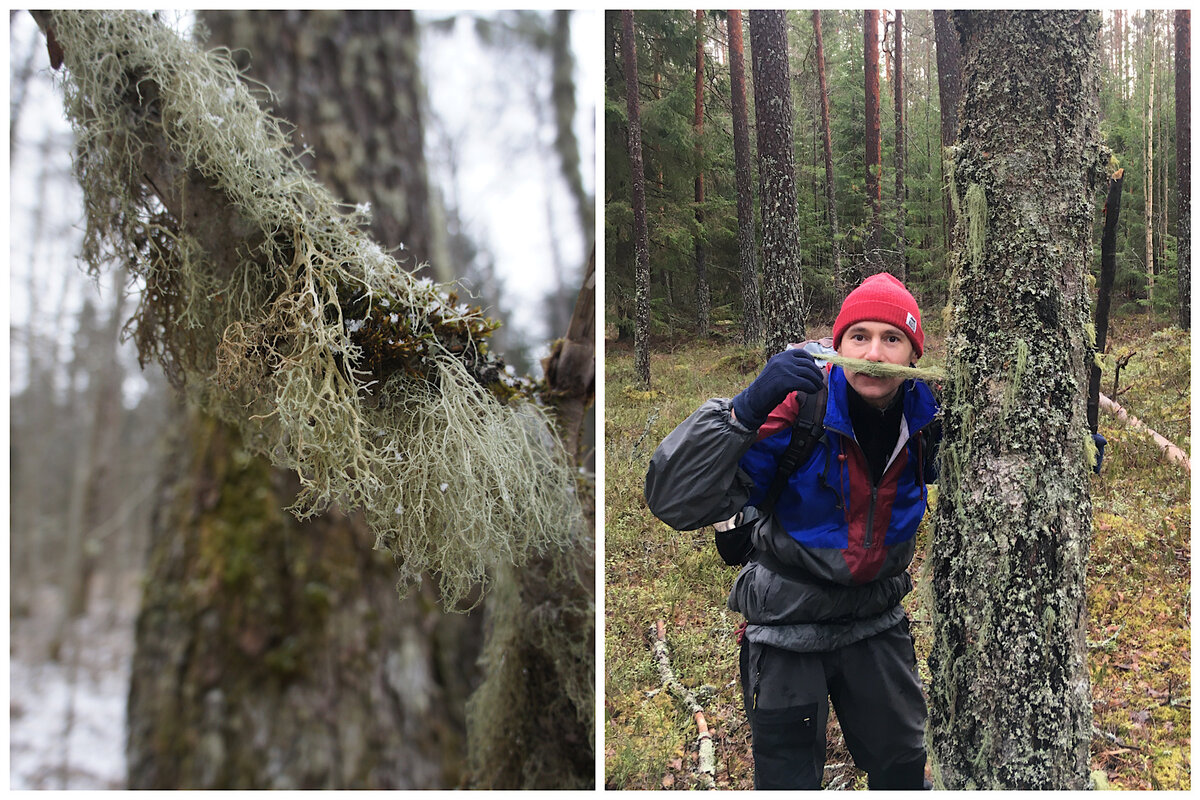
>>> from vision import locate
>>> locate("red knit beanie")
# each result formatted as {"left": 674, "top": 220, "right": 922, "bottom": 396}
{"left": 832, "top": 273, "right": 924, "bottom": 357}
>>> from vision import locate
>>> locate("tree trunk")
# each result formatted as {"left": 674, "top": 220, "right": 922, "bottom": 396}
{"left": 864, "top": 10, "right": 884, "bottom": 274}
{"left": 1177, "top": 10, "right": 1190, "bottom": 329}
{"left": 929, "top": 10, "right": 1102, "bottom": 789}
{"left": 621, "top": 11, "right": 651, "bottom": 388}
{"left": 893, "top": 9, "right": 906, "bottom": 282}
{"left": 727, "top": 9, "right": 763, "bottom": 348}
{"left": 750, "top": 10, "right": 806, "bottom": 355}
{"left": 693, "top": 9, "right": 710, "bottom": 337}
{"left": 550, "top": 10, "right": 594, "bottom": 252}
{"left": 204, "top": 11, "right": 447, "bottom": 282}
{"left": 933, "top": 10, "right": 961, "bottom": 252}
{"left": 119, "top": 11, "right": 480, "bottom": 788}
{"left": 128, "top": 407, "right": 473, "bottom": 789}
{"left": 49, "top": 274, "right": 128, "bottom": 660}
{"left": 812, "top": 11, "right": 845, "bottom": 303}
{"left": 1144, "top": 10, "right": 1156, "bottom": 313}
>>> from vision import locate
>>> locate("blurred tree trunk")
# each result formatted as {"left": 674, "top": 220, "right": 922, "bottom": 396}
{"left": 551, "top": 10, "right": 594, "bottom": 251}
{"left": 621, "top": 10, "right": 651, "bottom": 388}
{"left": 726, "top": 9, "right": 762, "bottom": 347}
{"left": 933, "top": 10, "right": 961, "bottom": 252}
{"left": 1177, "top": 10, "right": 1190, "bottom": 330}
{"left": 864, "top": 10, "right": 884, "bottom": 274}
{"left": 812, "top": 11, "right": 845, "bottom": 303}
{"left": 750, "top": 10, "right": 805, "bottom": 355}
{"left": 893, "top": 9, "right": 906, "bottom": 282}
{"left": 693, "top": 9, "right": 710, "bottom": 337}
{"left": 928, "top": 10, "right": 1102, "bottom": 789}
{"left": 125, "top": 11, "right": 479, "bottom": 788}
{"left": 49, "top": 272, "right": 127, "bottom": 660}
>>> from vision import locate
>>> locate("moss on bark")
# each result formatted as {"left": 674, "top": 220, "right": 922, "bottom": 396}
{"left": 927, "top": 10, "right": 1105, "bottom": 790}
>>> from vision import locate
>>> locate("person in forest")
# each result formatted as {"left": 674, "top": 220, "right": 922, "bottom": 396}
{"left": 645, "top": 273, "right": 938, "bottom": 790}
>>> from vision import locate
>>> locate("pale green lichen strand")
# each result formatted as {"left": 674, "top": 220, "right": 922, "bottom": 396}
{"left": 47, "top": 10, "right": 581, "bottom": 608}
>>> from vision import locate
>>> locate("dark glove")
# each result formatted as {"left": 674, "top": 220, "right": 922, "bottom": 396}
{"left": 732, "top": 348, "right": 824, "bottom": 429}
{"left": 1092, "top": 432, "right": 1107, "bottom": 475}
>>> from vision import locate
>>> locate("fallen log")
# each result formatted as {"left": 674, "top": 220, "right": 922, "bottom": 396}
{"left": 1099, "top": 393, "right": 1191, "bottom": 474}
{"left": 647, "top": 620, "right": 716, "bottom": 789}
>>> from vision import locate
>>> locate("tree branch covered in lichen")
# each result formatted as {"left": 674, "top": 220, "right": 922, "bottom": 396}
{"left": 823, "top": 354, "right": 947, "bottom": 383}
{"left": 39, "top": 9, "right": 582, "bottom": 609}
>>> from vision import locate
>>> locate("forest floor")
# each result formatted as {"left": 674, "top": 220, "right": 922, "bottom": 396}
{"left": 603, "top": 314, "right": 1190, "bottom": 790}
{"left": 9, "top": 584, "right": 138, "bottom": 789}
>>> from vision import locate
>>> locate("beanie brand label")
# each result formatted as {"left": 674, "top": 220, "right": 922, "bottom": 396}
{"left": 905, "top": 312, "right": 918, "bottom": 334}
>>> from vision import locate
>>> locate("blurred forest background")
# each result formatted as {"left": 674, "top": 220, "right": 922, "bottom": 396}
{"left": 605, "top": 10, "right": 1188, "bottom": 346}
{"left": 9, "top": 9, "right": 595, "bottom": 789}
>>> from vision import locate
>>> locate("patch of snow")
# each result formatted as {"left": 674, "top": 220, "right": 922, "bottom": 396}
{"left": 10, "top": 613, "right": 134, "bottom": 790}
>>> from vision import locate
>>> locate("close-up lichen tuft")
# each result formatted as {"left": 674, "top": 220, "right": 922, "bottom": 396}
{"left": 44, "top": 9, "right": 583, "bottom": 609}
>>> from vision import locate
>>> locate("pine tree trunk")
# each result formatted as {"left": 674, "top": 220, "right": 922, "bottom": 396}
{"left": 122, "top": 11, "right": 481, "bottom": 788}
{"left": 693, "top": 9, "right": 710, "bottom": 337}
{"left": 622, "top": 10, "right": 651, "bottom": 388}
{"left": 749, "top": 10, "right": 806, "bottom": 355}
{"left": 1177, "top": 10, "right": 1191, "bottom": 329}
{"left": 929, "top": 10, "right": 1102, "bottom": 789}
{"left": 893, "top": 9, "right": 906, "bottom": 282}
{"left": 727, "top": 9, "right": 763, "bottom": 348}
{"left": 933, "top": 10, "right": 961, "bottom": 252}
{"left": 1145, "top": 10, "right": 1156, "bottom": 313}
{"left": 864, "top": 10, "right": 884, "bottom": 274}
{"left": 813, "top": 11, "right": 845, "bottom": 303}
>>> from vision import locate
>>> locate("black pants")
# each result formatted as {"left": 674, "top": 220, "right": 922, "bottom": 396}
{"left": 740, "top": 619, "right": 928, "bottom": 790}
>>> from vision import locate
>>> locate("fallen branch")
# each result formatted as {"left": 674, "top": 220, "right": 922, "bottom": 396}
{"left": 1099, "top": 393, "right": 1191, "bottom": 474}
{"left": 1092, "top": 725, "right": 1145, "bottom": 752}
{"left": 647, "top": 620, "right": 716, "bottom": 789}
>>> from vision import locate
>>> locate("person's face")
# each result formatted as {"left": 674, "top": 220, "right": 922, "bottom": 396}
{"left": 838, "top": 320, "right": 917, "bottom": 409}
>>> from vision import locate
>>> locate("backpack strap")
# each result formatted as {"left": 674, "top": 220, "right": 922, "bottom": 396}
{"left": 759, "top": 384, "right": 827, "bottom": 515}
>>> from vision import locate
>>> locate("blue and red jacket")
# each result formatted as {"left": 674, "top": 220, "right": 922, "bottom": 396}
{"left": 645, "top": 364, "right": 940, "bottom": 652}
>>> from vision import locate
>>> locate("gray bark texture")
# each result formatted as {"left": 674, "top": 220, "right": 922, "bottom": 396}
{"left": 124, "top": 11, "right": 479, "bottom": 788}
{"left": 693, "top": 10, "right": 710, "bottom": 338}
{"left": 622, "top": 10, "right": 651, "bottom": 387}
{"left": 727, "top": 10, "right": 762, "bottom": 348}
{"left": 933, "top": 10, "right": 961, "bottom": 249}
{"left": 928, "top": 10, "right": 1105, "bottom": 790}
{"left": 202, "top": 10, "right": 446, "bottom": 281}
{"left": 749, "top": 10, "right": 805, "bottom": 356}
{"left": 1176, "top": 10, "right": 1190, "bottom": 330}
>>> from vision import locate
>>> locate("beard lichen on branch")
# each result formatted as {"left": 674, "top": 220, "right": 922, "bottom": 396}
{"left": 44, "top": 9, "right": 581, "bottom": 609}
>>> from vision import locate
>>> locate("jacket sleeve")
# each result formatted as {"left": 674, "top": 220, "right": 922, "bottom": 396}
{"left": 644, "top": 398, "right": 759, "bottom": 531}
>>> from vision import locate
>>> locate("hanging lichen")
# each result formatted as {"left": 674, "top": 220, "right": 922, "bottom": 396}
{"left": 42, "top": 9, "right": 582, "bottom": 609}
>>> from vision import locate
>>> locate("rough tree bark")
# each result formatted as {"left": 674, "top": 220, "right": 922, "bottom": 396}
{"left": 928, "top": 10, "right": 1104, "bottom": 790}
{"left": 622, "top": 10, "right": 651, "bottom": 388}
{"left": 1176, "top": 10, "right": 1190, "bottom": 330}
{"left": 932, "top": 10, "right": 962, "bottom": 252}
{"left": 693, "top": 9, "right": 710, "bottom": 337}
{"left": 863, "top": 10, "right": 884, "bottom": 274}
{"left": 812, "top": 11, "right": 845, "bottom": 303}
{"left": 749, "top": 10, "right": 806, "bottom": 355}
{"left": 726, "top": 9, "right": 762, "bottom": 348}
{"left": 121, "top": 11, "right": 478, "bottom": 788}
